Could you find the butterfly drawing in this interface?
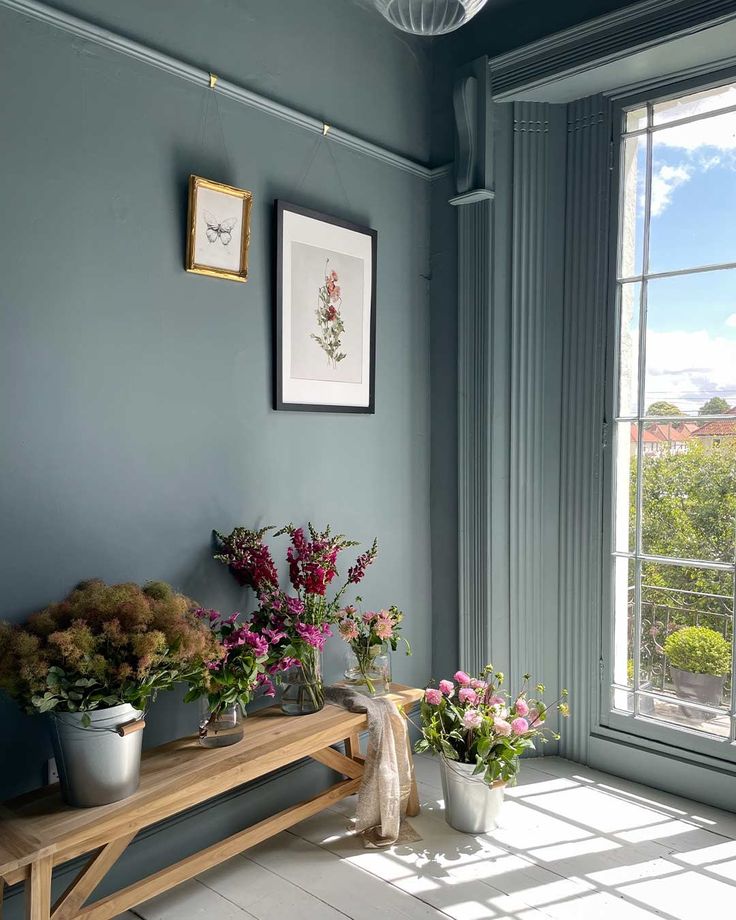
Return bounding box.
[203,210,237,246]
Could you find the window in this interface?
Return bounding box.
[608,80,736,752]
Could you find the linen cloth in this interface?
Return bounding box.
[325,686,421,847]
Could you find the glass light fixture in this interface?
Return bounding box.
[374,0,489,35]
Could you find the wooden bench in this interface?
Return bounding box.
[0,684,423,920]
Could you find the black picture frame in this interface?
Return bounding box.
[274,200,377,413]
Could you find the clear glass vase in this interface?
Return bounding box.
[198,702,244,747]
[343,642,391,696]
[280,649,324,715]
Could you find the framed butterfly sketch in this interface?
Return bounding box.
[186,175,253,282]
[275,201,377,413]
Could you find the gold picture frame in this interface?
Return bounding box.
[186,175,253,283]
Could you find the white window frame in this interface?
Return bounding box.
[600,71,736,765]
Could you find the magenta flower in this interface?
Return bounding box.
[425,688,442,705]
[454,670,472,686]
[438,679,454,696]
[462,708,483,730]
[458,687,478,705]
[511,717,529,735]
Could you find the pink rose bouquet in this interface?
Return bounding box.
[337,604,411,694]
[416,665,569,786]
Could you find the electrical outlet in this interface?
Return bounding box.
[47,757,59,784]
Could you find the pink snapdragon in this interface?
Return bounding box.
[462,708,483,730]
[511,717,529,735]
[454,670,472,686]
[425,688,442,705]
[494,717,512,736]
[458,687,478,705]
[295,621,331,650]
[438,679,454,696]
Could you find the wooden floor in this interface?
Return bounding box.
[117,755,736,920]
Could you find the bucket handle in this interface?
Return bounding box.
[116,718,146,737]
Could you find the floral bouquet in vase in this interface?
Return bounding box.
[416,666,569,833]
[338,605,410,695]
[184,609,270,747]
[214,523,377,715]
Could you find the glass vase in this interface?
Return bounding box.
[198,702,244,747]
[343,642,391,696]
[280,649,324,715]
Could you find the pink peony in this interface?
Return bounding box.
[462,709,483,730]
[511,717,529,735]
[494,717,512,736]
[514,698,530,717]
[438,679,454,696]
[425,688,442,705]
[528,708,543,725]
[362,611,378,623]
[470,678,487,691]
[489,694,505,706]
[454,670,472,686]
[458,687,478,705]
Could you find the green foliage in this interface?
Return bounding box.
[633,440,736,600]
[646,401,684,417]
[0,580,219,716]
[699,397,730,416]
[663,626,731,676]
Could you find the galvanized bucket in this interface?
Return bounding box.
[440,757,505,834]
[49,703,145,808]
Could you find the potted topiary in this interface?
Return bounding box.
[0,580,219,807]
[663,626,730,718]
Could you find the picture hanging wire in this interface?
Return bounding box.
[293,121,352,213]
[195,70,233,181]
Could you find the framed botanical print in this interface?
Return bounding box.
[186,175,253,282]
[274,201,377,413]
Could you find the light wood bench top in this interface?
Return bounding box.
[0,684,423,886]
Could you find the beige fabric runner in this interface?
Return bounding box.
[326,686,421,847]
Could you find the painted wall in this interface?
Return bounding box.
[0,0,433,810]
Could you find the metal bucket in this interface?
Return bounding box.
[440,757,505,834]
[49,703,145,808]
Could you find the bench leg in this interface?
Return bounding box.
[26,856,52,920]
[345,732,362,759]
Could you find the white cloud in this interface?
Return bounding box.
[646,329,736,411]
[650,164,691,216]
[726,313,736,328]
[654,106,736,153]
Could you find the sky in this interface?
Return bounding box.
[621,83,736,415]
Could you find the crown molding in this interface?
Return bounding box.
[489,0,736,100]
[0,0,436,181]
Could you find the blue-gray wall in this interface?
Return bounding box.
[0,0,433,803]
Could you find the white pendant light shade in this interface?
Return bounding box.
[374,0,489,35]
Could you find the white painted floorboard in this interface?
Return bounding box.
[125,756,736,920]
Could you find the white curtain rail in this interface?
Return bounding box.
[1,0,450,183]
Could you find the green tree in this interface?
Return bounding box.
[629,439,736,684]
[646,401,684,417]
[631,439,736,626]
[699,396,730,416]
[645,401,684,430]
